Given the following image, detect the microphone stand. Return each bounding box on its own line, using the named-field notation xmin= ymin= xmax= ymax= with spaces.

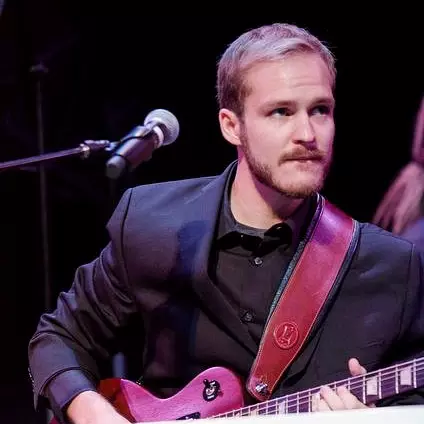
xmin=9 ymin=60 xmax=113 ymax=424
xmin=0 ymin=139 xmax=115 ymax=172
xmin=32 ymin=62 xmax=52 ymax=336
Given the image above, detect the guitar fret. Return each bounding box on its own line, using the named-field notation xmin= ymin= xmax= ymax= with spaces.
xmin=362 ymin=375 xmax=366 ymax=404
xmin=413 ymin=359 xmax=417 ymax=388
xmin=395 ymin=364 xmax=399 ymax=394
xmin=417 ymin=362 xmax=424 ymax=387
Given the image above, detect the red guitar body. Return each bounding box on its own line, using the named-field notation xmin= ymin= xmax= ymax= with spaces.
xmin=50 ymin=367 xmax=246 ymax=423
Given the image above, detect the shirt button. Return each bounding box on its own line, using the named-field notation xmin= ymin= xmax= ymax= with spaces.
xmin=253 ymin=257 xmax=263 ymax=266
xmin=241 ymin=311 xmax=254 ymax=322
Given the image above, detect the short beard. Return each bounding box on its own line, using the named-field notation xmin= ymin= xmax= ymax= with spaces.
xmin=239 ymin=127 xmax=330 ymax=199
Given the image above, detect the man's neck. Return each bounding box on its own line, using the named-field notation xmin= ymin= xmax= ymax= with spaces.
xmin=230 ymin=164 xmax=304 ymax=230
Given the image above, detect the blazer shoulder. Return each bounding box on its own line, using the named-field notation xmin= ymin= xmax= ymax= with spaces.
xmin=109 ymin=173 xmax=220 ymax=224
xmin=131 ymin=174 xmax=217 ymax=194
xmin=129 ymin=174 xmax=218 ymax=204
xmin=356 ymin=221 xmax=418 ymax=258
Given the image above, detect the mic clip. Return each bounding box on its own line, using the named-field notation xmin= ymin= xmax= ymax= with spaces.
xmin=79 ymin=140 xmax=117 ymax=159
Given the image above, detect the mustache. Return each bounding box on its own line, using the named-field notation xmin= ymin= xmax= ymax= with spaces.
xmin=279 ymin=150 xmax=326 ymax=163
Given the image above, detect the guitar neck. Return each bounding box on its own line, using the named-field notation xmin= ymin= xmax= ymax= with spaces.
xmin=214 ymin=357 xmax=424 ymax=417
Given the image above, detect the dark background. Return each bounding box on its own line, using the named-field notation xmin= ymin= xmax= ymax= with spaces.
xmin=0 ymin=2 xmax=423 ymax=422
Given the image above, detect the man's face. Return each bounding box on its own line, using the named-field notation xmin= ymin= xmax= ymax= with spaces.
xmin=237 ymin=52 xmax=335 ymax=198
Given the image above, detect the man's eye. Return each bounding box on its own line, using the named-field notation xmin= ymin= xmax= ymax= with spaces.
xmin=313 ymin=105 xmax=331 ymax=115
xmin=272 ymin=108 xmax=290 ymax=116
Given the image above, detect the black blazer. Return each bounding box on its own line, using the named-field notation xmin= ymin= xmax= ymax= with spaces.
xmin=28 ymin=161 xmax=424 ymax=412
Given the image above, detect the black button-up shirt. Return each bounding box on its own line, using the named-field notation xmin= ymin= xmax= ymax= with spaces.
xmin=211 ymin=173 xmax=314 ymax=346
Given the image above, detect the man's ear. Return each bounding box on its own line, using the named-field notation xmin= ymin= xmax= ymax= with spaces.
xmin=218 ymin=108 xmax=242 ymax=146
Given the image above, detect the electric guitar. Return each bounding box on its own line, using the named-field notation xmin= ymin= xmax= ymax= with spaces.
xmin=50 ymin=356 xmax=424 ymax=423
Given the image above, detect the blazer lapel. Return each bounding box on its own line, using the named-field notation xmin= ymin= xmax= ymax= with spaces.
xmin=175 ymin=161 xmax=257 ymax=354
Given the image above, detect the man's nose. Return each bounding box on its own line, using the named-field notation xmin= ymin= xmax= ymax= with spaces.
xmin=293 ymin=114 xmax=315 ymax=144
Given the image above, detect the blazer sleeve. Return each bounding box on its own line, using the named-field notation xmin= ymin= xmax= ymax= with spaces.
xmin=28 ymin=187 xmax=139 ymax=417
xmin=377 ymin=243 xmax=424 ymax=406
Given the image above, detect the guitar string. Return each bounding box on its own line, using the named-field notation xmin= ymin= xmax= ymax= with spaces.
xmin=216 ymin=366 xmax=424 ymax=417
xmin=228 ymin=366 xmax=424 ymax=416
xmin=213 ymin=360 xmax=424 ymax=417
xmin=244 ymin=366 xmax=424 ymax=416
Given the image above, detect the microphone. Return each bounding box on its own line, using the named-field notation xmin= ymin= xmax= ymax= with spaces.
xmin=106 ymin=108 xmax=179 ymax=179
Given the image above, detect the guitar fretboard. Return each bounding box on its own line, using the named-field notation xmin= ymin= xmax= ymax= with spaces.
xmin=213 ymin=357 xmax=424 ymax=417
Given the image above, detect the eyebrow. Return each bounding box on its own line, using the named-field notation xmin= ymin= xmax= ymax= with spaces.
xmin=312 ymin=97 xmax=335 ymax=107
xmin=264 ymin=97 xmax=335 ymax=109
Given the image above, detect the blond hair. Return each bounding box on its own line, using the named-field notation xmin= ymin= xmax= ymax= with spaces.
xmin=216 ymin=23 xmax=336 ymax=116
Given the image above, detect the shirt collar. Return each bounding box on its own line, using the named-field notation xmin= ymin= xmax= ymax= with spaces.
xmin=217 ymin=166 xmax=315 ymax=249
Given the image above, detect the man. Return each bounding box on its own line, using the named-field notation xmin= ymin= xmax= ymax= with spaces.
xmin=28 ymin=23 xmax=424 ymax=424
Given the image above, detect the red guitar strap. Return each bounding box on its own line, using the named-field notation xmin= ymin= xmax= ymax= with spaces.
xmin=246 ymin=194 xmax=358 ymax=401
